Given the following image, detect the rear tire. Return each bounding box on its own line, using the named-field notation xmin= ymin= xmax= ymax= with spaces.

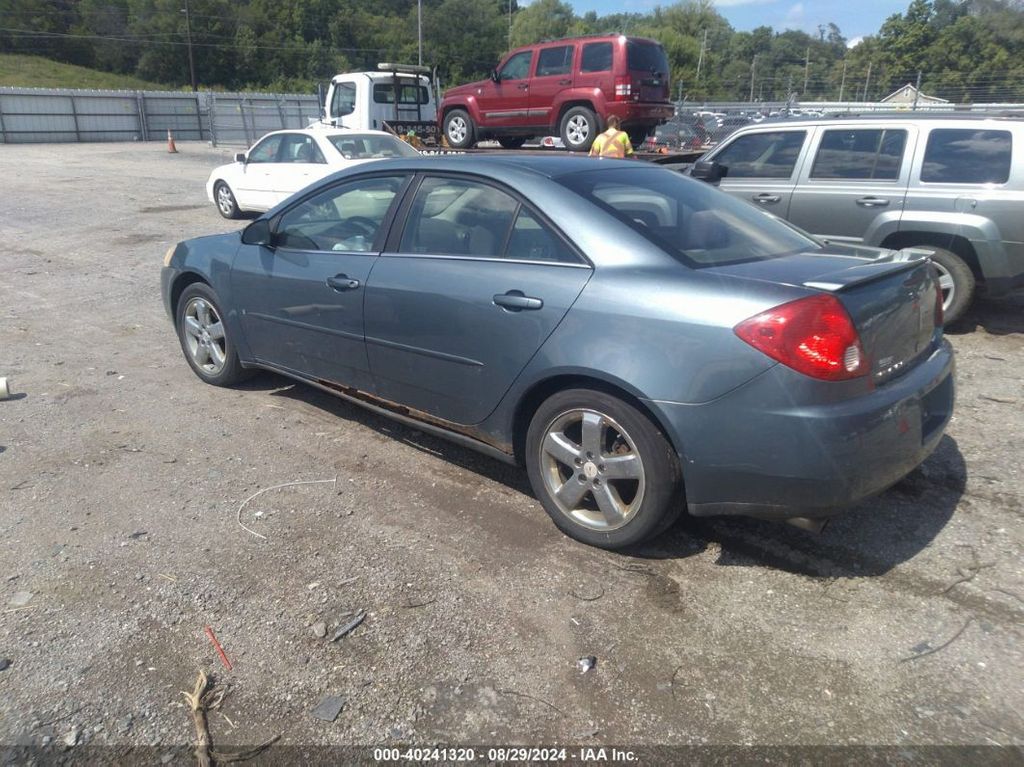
xmin=444 ymin=109 xmax=476 ymax=149
xmin=906 ymin=245 xmax=975 ymax=325
xmin=628 ymin=128 xmax=651 ymax=147
xmin=525 ymin=388 xmax=683 ymax=549
xmin=560 ymin=106 xmax=598 ymax=152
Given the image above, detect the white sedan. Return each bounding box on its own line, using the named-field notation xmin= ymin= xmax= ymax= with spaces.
xmin=206 ymin=128 xmax=420 ymax=219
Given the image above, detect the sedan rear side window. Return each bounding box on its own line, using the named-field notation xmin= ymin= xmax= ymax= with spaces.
xmin=558 ymin=167 xmax=819 ymax=267
xmin=279 ymin=134 xmax=326 ymax=164
xmin=811 ymin=129 xmax=907 ymax=180
xmin=713 ymin=131 xmax=806 ymax=179
xmin=921 ymin=129 xmax=1012 ymax=184
xmin=400 ymin=177 xmax=580 ymax=263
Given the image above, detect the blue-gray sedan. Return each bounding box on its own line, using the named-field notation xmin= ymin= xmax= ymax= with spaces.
xmin=161 ymin=156 xmax=954 ymax=549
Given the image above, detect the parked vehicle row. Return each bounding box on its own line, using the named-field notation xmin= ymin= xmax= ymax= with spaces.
xmin=172 ymin=155 xmax=954 ymax=549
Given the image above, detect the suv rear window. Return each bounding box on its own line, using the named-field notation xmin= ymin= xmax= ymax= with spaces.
xmin=921 ymin=129 xmax=1012 ymax=184
xmin=626 ymin=41 xmax=668 ymax=75
xmin=558 ymin=167 xmax=819 ymax=268
xmin=811 ymin=129 xmax=907 ymax=180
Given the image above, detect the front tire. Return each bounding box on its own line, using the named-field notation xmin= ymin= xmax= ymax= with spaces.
xmin=906 ymin=245 xmax=975 ymax=325
xmin=444 ymin=109 xmax=476 ymax=149
xmin=214 ymin=181 xmax=241 ymax=219
xmin=560 ymin=106 xmax=598 ymax=152
xmin=176 ymin=283 xmax=252 ymax=387
xmin=526 ymin=388 xmax=682 ymax=549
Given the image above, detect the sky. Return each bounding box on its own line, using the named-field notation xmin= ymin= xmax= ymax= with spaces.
xmin=565 ymin=0 xmax=910 ymax=44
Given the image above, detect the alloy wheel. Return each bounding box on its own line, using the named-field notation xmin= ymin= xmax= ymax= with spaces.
xmin=182 ymin=297 xmax=227 ymax=375
xmin=539 ymin=408 xmax=646 ymax=531
xmin=216 ymin=185 xmax=235 ymax=217
xmin=447 ymin=116 xmax=467 ymax=144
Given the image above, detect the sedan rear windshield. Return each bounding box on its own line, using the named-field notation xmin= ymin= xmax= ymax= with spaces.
xmin=627 ymin=41 xmax=668 ymax=75
xmin=557 ymin=167 xmax=820 ymax=268
xmin=326 ymin=134 xmax=420 ymax=160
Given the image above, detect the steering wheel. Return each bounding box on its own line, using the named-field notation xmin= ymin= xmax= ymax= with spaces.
xmin=344 ymin=216 xmax=379 ymax=237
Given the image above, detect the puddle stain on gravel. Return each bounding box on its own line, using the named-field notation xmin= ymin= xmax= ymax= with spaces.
xmin=138 ymin=204 xmax=206 ymax=214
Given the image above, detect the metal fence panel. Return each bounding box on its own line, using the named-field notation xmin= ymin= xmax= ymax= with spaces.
xmin=142 ymin=94 xmax=206 ymax=141
xmin=0 ymin=86 xmax=319 ymax=145
xmin=209 ymin=92 xmax=321 ymax=146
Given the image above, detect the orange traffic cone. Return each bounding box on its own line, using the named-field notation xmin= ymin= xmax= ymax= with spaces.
xmin=167 ymin=129 xmax=178 ymax=153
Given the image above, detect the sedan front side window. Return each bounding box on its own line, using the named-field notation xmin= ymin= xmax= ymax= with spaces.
xmin=247 ymin=135 xmax=284 ymax=164
xmin=275 ymin=176 xmax=407 ymax=253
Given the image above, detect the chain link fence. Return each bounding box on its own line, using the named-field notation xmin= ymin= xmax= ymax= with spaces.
xmin=661 ymin=100 xmax=1024 ymax=151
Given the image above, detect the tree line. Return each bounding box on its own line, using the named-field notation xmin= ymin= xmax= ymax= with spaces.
xmin=1 ymin=0 xmax=1022 ymax=102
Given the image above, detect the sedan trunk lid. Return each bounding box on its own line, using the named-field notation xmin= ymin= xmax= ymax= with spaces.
xmin=712 ymin=248 xmax=942 ymax=385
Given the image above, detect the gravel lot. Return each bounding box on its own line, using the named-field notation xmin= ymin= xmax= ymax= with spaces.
xmin=0 ymin=142 xmax=1022 ymax=757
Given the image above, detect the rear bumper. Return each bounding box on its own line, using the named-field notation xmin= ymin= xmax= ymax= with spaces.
xmin=606 ymin=102 xmax=674 ymax=127
xmin=645 ymin=340 xmax=955 ymax=521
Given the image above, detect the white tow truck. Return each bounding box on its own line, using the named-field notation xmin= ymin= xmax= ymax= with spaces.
xmin=318 ymin=63 xmax=439 ymax=145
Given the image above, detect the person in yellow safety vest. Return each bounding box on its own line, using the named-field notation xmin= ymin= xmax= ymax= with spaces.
xmin=589 ymin=115 xmax=634 ymax=159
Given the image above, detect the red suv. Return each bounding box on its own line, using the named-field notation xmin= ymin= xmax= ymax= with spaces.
xmin=439 ymin=35 xmax=673 ymax=152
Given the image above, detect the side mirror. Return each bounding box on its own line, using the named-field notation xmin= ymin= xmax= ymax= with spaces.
xmin=489 ymin=69 xmax=500 ymax=83
xmin=234 ymin=152 xmax=247 ymax=163
xmin=691 ymin=159 xmax=727 ymax=183
xmin=241 ymin=218 xmax=273 ymax=247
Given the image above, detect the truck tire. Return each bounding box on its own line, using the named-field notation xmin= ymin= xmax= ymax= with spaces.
xmin=444 ymin=109 xmax=475 ymax=149
xmin=906 ymin=245 xmax=975 ymax=325
xmin=560 ymin=106 xmax=598 ymax=152
xmin=497 ymin=136 xmax=527 ymax=149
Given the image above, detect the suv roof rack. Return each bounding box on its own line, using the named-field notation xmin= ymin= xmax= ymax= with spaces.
xmin=778 ymin=111 xmax=1020 ymax=122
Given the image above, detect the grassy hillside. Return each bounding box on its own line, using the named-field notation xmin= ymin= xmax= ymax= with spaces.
xmin=0 ymin=54 xmax=173 ymax=91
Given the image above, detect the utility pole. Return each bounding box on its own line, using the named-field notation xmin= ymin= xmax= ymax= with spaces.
xmin=695 ymin=29 xmax=707 ymax=85
xmin=912 ymin=70 xmax=922 ymax=110
xmin=749 ymin=54 xmax=757 ymax=102
xmin=417 ymin=0 xmax=422 ymax=66
xmin=803 ymin=46 xmax=809 ymax=95
xmin=181 ymin=0 xmax=197 ymax=91
xmin=863 ymin=61 xmax=872 ymax=102
xmin=839 ymin=59 xmax=847 ymax=101
xmin=508 ymin=0 xmax=513 ymax=50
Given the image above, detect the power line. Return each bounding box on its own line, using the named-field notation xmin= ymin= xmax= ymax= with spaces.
xmin=0 ymin=27 xmax=388 ymax=54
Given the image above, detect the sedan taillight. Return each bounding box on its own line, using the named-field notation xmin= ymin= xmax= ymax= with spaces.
xmin=734 ymin=294 xmax=868 ymax=381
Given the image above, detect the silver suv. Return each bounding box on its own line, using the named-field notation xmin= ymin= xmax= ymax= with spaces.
xmin=691 ymin=114 xmax=1024 ymax=323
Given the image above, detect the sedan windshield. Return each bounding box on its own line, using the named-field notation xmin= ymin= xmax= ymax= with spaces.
xmin=557 ymin=167 xmax=820 ymax=267
xmin=326 ymin=134 xmax=420 ymax=160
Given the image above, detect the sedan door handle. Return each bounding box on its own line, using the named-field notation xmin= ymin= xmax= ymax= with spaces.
xmin=493 ymin=290 xmax=543 ymax=312
xmin=326 ymin=274 xmax=361 ymax=291
xmin=856 ymin=196 xmax=890 ymax=208
xmin=752 ymin=193 xmax=781 ymax=204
